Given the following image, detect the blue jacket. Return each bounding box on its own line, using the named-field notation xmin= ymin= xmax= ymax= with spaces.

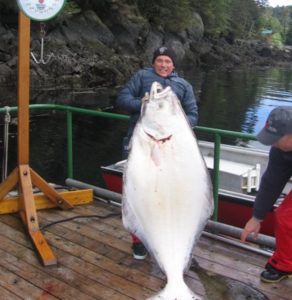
xmin=116 ymin=67 xmax=198 ymax=139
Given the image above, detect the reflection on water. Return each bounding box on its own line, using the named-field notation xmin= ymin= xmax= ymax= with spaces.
xmin=186 ymin=67 xmax=292 ymax=148
xmin=197 ymin=68 xmax=292 ymax=131
xmin=0 ymin=67 xmax=291 ymax=185
xmin=245 ymin=68 xmax=292 ymax=149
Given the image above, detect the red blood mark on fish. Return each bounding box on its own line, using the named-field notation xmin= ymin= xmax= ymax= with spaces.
xmin=147 ymin=134 xmax=172 ymax=166
xmin=146 ymin=133 xmax=172 ymax=143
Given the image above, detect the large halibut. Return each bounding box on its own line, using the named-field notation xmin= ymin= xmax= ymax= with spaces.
xmin=122 ymin=82 xmax=214 ymax=299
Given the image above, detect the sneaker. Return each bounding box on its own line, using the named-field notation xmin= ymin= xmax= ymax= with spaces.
xmin=132 ymin=243 xmax=147 ymax=260
xmin=260 ymin=263 xmax=292 ymax=283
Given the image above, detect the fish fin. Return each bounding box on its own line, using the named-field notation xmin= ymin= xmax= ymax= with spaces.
xmin=147 ymin=282 xmax=201 ymax=300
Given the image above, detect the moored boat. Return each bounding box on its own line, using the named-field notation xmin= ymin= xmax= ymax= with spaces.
xmin=101 ymin=141 xmax=292 ymax=237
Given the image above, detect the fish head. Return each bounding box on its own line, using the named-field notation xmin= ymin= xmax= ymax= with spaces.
xmin=141 ymin=82 xmax=178 ymax=141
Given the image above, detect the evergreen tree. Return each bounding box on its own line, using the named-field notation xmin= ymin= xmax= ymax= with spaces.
xmin=230 ymin=0 xmax=265 ymax=38
xmin=137 ymin=0 xmax=192 ymax=32
xmin=190 ymin=0 xmax=232 ymax=36
xmin=286 ymin=19 xmax=292 ymax=45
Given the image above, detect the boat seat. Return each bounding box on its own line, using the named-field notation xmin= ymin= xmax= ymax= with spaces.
xmin=203 ymin=156 xmax=261 ymax=193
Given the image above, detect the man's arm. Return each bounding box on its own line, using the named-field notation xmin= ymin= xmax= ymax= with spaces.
xmin=181 ymin=83 xmax=198 ymax=128
xmin=253 ymin=147 xmax=291 ymax=220
xmin=241 ymin=147 xmax=291 ymax=242
xmin=116 ymin=72 xmax=143 ymax=113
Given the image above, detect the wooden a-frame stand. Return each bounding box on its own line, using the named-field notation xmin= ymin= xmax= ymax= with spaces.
xmin=0 ymin=12 xmax=92 ymax=266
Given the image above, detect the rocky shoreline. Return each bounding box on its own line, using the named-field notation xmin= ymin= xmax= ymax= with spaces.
xmin=0 ymin=8 xmax=291 ymax=107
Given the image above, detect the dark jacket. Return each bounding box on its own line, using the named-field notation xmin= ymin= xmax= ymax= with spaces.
xmin=253 ymin=147 xmax=292 ymax=220
xmin=116 ymin=67 xmax=198 ymax=140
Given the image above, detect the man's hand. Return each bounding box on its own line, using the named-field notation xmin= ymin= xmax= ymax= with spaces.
xmin=141 ymin=92 xmax=149 ymax=103
xmin=241 ymin=217 xmax=261 ymax=242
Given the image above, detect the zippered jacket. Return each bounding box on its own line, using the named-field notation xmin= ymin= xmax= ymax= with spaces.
xmin=116 ymin=67 xmax=198 ymax=140
xmin=253 ymin=147 xmax=292 ymax=220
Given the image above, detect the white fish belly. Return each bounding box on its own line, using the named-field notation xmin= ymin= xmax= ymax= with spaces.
xmin=123 ymin=119 xmax=213 ymax=276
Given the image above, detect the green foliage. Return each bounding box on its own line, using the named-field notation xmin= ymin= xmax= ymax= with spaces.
xmin=258 ymin=5 xmax=292 ymax=45
xmin=3 ymin=0 xmax=290 ymax=46
xmin=63 ymin=0 xmax=81 ymax=16
xmin=137 ymin=0 xmax=192 ymax=32
xmin=271 ymin=32 xmax=283 ymax=47
xmin=190 ymin=0 xmax=232 ymax=36
xmin=272 ymin=6 xmax=292 ymax=44
xmin=259 ymin=14 xmax=282 ymax=31
xmin=59 ymin=0 xmax=292 ymax=44
xmin=286 ymin=19 xmax=292 ymax=45
xmin=229 ymin=0 xmax=264 ymax=38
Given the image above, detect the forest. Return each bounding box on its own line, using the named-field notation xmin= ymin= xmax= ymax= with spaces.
xmin=58 ymin=0 xmax=292 ymax=46
xmin=0 ymin=0 xmax=292 ymax=46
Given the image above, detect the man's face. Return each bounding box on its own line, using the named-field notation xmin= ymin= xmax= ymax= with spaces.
xmin=153 ymin=55 xmax=174 ymax=78
xmin=273 ymin=134 xmax=292 ymax=152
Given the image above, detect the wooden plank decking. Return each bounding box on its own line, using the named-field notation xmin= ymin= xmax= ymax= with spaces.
xmin=0 ymin=198 xmax=291 ymax=300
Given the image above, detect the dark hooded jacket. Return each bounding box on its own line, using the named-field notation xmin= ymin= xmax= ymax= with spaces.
xmin=253 ymin=147 xmax=292 ymax=220
xmin=116 ymin=67 xmax=198 ymax=141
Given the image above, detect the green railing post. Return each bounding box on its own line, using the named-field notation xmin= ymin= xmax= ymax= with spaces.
xmin=212 ymin=133 xmax=221 ymax=221
xmin=66 ymin=110 xmax=73 ymax=178
xmin=0 ymin=104 xmax=256 ymax=204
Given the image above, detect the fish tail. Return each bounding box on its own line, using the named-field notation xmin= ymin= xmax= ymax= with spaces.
xmin=147 ymin=281 xmax=201 ymax=300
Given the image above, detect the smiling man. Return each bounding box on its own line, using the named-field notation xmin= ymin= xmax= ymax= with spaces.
xmin=116 ymin=46 xmax=198 ymax=259
xmin=117 ymin=46 xmax=198 ymax=159
xmin=241 ymin=106 xmax=292 ymax=283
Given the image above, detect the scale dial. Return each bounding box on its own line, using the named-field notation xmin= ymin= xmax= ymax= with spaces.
xmin=17 ymin=0 xmax=66 ymax=21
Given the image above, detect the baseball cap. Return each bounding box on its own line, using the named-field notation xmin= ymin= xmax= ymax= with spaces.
xmin=257 ymin=106 xmax=292 ymax=145
xmin=152 ymin=46 xmax=176 ymax=66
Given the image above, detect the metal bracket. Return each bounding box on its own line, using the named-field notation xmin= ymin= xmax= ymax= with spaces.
xmin=30 ymin=23 xmax=53 ymax=65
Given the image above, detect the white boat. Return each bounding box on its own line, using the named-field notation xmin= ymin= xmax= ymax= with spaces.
xmin=101 ymin=141 xmax=292 ymax=237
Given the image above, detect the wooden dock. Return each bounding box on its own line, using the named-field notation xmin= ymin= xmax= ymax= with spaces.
xmin=0 ymin=199 xmax=291 ymax=300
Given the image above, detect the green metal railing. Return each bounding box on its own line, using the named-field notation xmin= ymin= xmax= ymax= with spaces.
xmin=0 ymin=104 xmax=256 ymax=220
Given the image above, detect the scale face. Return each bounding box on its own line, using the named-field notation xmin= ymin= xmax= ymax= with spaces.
xmin=17 ymin=0 xmax=66 ymax=21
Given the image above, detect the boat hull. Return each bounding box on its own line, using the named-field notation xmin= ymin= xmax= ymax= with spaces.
xmin=101 ymin=166 xmax=275 ymax=237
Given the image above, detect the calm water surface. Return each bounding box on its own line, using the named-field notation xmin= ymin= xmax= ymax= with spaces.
xmin=185 ymin=67 xmax=292 ymax=148
xmin=1 ymin=66 xmax=292 ymax=186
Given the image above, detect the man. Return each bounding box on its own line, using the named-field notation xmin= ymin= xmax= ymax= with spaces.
xmin=116 ymin=46 xmax=198 ymax=259
xmin=241 ymin=106 xmax=292 ymax=283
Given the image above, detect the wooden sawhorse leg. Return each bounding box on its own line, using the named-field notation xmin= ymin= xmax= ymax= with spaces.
xmin=0 ymin=165 xmax=74 ymax=266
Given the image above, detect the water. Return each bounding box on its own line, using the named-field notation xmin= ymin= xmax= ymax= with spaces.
xmin=189 ymin=68 xmax=291 ymax=136
xmin=184 ymin=67 xmax=292 ymax=149
xmin=1 ymin=66 xmax=292 ymax=187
